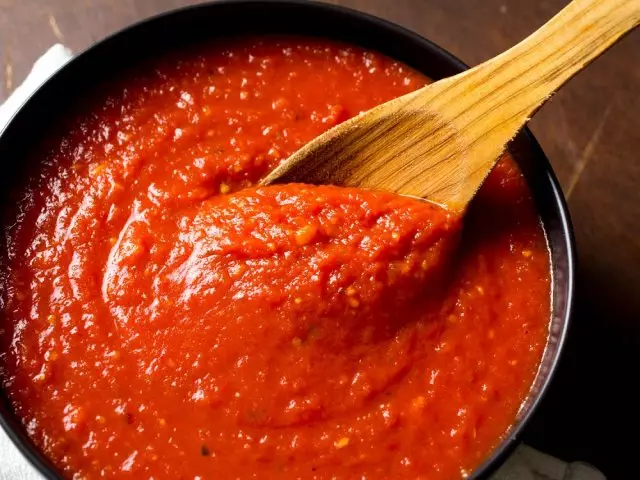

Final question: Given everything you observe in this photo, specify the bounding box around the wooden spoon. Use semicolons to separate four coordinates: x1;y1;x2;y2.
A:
261;0;639;211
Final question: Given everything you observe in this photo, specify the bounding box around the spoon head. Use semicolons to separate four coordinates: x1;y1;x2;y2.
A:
261;80;509;212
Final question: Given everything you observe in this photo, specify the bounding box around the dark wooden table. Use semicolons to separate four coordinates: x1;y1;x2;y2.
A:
1;0;638;477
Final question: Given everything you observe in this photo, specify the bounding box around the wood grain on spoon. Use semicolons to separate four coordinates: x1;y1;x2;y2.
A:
261;0;640;211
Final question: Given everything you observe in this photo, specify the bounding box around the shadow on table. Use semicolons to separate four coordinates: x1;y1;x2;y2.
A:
523;258;639;479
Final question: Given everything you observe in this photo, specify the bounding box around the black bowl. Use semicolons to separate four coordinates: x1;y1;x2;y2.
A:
0;1;575;478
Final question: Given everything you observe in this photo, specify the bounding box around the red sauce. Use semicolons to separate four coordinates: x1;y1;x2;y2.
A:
0;37;550;479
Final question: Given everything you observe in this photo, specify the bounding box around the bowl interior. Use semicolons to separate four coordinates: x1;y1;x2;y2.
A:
0;2;573;479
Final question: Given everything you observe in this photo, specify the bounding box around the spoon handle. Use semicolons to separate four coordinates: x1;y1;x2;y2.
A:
430;0;640;206
440;0;639;118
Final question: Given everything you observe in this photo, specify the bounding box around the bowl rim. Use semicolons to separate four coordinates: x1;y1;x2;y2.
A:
0;1;575;479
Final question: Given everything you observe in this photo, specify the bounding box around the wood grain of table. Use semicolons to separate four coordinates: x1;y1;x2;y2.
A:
0;0;638;477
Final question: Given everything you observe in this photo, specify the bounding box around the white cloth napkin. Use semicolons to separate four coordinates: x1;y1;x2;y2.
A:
0;44;73;132
0;45;605;480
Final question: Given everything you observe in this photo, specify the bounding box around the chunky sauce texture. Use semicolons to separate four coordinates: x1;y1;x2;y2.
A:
0;38;551;479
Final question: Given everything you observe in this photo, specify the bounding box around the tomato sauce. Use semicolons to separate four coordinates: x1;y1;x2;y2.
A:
0;37;551;479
